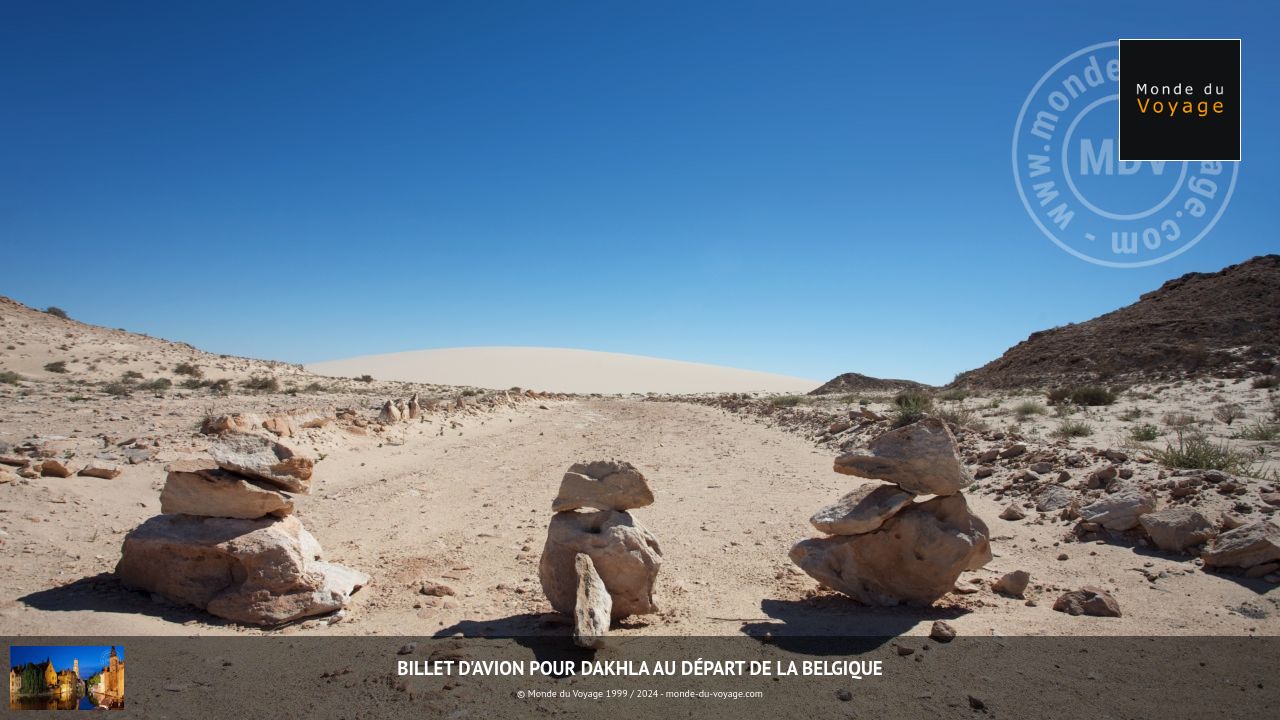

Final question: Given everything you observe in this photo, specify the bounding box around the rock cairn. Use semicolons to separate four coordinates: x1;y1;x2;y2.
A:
115;432;368;626
790;417;992;606
538;460;662;648
379;394;424;424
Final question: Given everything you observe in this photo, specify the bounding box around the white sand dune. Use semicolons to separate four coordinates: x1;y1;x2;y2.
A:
306;347;820;394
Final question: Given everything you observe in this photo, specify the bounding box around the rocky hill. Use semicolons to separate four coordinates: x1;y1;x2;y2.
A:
808;372;929;396
952;254;1280;389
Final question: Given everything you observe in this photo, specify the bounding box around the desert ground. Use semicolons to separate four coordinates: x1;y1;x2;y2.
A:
0;297;1277;640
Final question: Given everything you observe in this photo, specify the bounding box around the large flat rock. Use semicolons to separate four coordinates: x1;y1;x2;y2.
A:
832;418;969;496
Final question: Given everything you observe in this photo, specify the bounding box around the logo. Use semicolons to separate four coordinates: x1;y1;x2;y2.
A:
1012;41;1238;268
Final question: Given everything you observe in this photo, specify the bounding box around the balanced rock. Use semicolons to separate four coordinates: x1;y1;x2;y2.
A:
790;494;992;606
1139;507;1214;553
809;483;913;535
78;461;123;479
1052;586;1121;617
552;460;654;513
116;513;367;625
1078;488;1154;531
833;418;969;496
572;553;611;649
208;433;313;494
1202;521;1280;570
160;459;294;519
539;510;662;619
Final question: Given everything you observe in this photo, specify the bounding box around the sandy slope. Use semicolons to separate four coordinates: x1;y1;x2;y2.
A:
306;347;820;394
2;399;1274;639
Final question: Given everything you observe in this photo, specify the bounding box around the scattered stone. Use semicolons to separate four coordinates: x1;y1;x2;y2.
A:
810;483;913;535
160;459;294;519
1078;488;1155;531
262;416;293;438
833;418;969;496
419;581;456;597
208;433;313;494
1034;485;1074;512
999;444;1026;459
78;461;123;479
552;460;654;513
1202;521;1280;570
929;620;956;642
999;503;1026;521
39;459;76;478
1139;507;1215;553
1052;587;1121;617
994;570;1030;598
572;553;611;649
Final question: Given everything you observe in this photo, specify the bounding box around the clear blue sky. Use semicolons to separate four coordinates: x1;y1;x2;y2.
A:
1;1;1275;384
10;645;122;677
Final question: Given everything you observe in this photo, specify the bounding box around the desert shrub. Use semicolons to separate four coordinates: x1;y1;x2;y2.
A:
1052;419;1093;438
1013;400;1046;419
44;306;68;319
1070;386;1116;406
1118;407;1144;421
304;381;327;393
892;389;933;427
122;370;144;380
461;389;480;397
1212;403;1246;426
1046;387;1072;405
1149;431;1256;474
0;370;21;385
1129;423;1160;442
769;395;805;408
936;388;970;402
208;378;232;394
1236;420;1280;442
986;398;1002;409
174;362;203;378
102;381;131;397
1251;375;1279;390
241;375;279;392
141;377;172;392
937;404;987;431
44;360;68;373
358;374;374;383
1163;412;1197;429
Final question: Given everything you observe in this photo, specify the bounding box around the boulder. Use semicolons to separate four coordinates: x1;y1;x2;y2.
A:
539;510;661;619
1202;521;1280;570
1052;587;1121;617
379;401;401;424
552;461;654;513
160;459;294;519
407;394;422;420
789;494;992;606
78;461;123;479
262;416;294;438
115;514;367;625
1138;507;1215;553
833;418;969;496
572;553;611;649
208;433;313;494
809;483;913;535
201;414;260;435
999;503;1027;521
1078;488;1155;531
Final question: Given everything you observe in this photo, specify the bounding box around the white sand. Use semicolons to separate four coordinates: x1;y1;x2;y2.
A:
306;347;820;394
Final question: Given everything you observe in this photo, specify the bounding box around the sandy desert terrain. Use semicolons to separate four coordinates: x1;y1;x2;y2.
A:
1;296;1277;642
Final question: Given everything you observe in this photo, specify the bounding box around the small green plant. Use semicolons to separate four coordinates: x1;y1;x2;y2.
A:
122;370;144;380
102;381;131;397
1148;430;1258;474
936;388;970;402
1117;407;1144;422
769;395;805;408
1163;412;1197;430
174;362;203;378
1129;423;1160;442
1052;419;1094;438
1070;386;1117;406
0;370;21;385
937;404;987;431
241;375;280;392
44;306;69;319
1013;400;1047;419
1251;375;1279;390
44;360;68;373
1235;420;1280;442
892;389;933;427
141;377;172;392
1046;387;1072;405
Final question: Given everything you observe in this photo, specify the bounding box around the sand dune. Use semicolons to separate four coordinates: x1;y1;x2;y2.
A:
306;347;819;394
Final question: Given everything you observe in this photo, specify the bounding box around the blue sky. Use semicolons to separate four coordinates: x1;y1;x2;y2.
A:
1;1;1275;385
10;645;122;677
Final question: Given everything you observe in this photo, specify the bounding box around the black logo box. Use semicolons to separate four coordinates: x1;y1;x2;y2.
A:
1119;38;1241;161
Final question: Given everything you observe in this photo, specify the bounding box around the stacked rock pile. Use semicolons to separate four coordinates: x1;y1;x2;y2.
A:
538;460;662;648
115;432;368;626
790;417;992;606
